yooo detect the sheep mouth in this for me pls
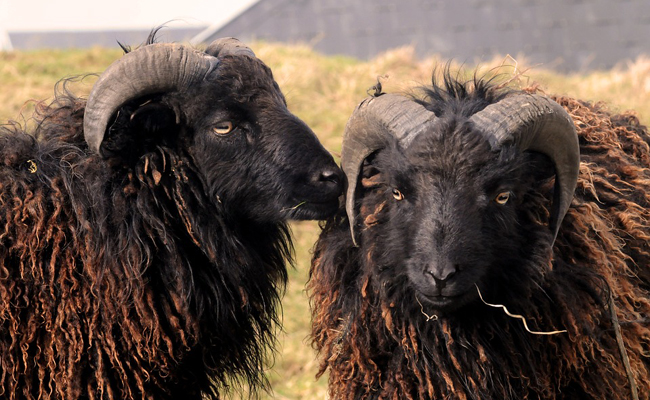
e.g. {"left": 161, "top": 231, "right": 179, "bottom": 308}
{"left": 282, "top": 199, "right": 340, "bottom": 220}
{"left": 418, "top": 291, "right": 474, "bottom": 312}
{"left": 421, "top": 293, "right": 460, "bottom": 307}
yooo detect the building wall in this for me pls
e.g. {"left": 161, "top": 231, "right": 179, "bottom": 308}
{"left": 204, "top": 0, "right": 650, "bottom": 72}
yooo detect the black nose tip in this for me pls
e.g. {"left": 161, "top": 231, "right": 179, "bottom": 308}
{"left": 311, "top": 166, "right": 344, "bottom": 196}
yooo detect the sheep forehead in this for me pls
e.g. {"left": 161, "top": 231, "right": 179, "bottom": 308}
{"left": 208, "top": 56, "right": 284, "bottom": 102}
{"left": 180, "top": 60, "right": 286, "bottom": 123}
{"left": 404, "top": 127, "right": 497, "bottom": 178}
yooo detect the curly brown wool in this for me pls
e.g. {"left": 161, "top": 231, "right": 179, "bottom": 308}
{"left": 0, "top": 34, "right": 343, "bottom": 399}
{"left": 0, "top": 95, "right": 263, "bottom": 400}
{"left": 309, "top": 78, "right": 650, "bottom": 399}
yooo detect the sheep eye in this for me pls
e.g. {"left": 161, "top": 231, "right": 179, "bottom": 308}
{"left": 494, "top": 191, "right": 511, "bottom": 205}
{"left": 213, "top": 121, "right": 234, "bottom": 135}
{"left": 392, "top": 188, "right": 404, "bottom": 201}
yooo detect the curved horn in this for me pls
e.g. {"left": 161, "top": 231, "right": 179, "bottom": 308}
{"left": 341, "top": 94, "right": 437, "bottom": 245}
{"left": 204, "top": 37, "right": 256, "bottom": 58}
{"left": 83, "top": 43, "right": 219, "bottom": 154}
{"left": 469, "top": 94, "right": 579, "bottom": 243}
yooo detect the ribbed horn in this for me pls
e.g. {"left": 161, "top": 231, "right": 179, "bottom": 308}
{"left": 83, "top": 43, "right": 219, "bottom": 155}
{"left": 204, "top": 37, "right": 256, "bottom": 58}
{"left": 469, "top": 93, "right": 579, "bottom": 243}
{"left": 341, "top": 94, "right": 438, "bottom": 245}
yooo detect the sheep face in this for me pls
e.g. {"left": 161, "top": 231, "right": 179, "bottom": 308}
{"left": 342, "top": 90, "right": 577, "bottom": 315}
{"left": 356, "top": 125, "right": 552, "bottom": 313}
{"left": 178, "top": 55, "right": 342, "bottom": 222}
{"left": 90, "top": 41, "right": 343, "bottom": 223}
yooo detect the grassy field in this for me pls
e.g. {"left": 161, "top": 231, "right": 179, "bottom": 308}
{"left": 2, "top": 42, "right": 650, "bottom": 399}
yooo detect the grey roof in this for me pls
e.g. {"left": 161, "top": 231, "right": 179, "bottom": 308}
{"left": 195, "top": 0, "right": 650, "bottom": 72}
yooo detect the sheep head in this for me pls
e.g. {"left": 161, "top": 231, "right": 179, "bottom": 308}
{"left": 341, "top": 91, "right": 579, "bottom": 312}
{"left": 83, "top": 38, "right": 343, "bottom": 222}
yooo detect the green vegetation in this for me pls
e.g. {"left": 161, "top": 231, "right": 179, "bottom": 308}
{"left": 1, "top": 42, "right": 649, "bottom": 399}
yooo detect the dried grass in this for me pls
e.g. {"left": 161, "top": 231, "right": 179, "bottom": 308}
{"left": 475, "top": 285, "right": 567, "bottom": 336}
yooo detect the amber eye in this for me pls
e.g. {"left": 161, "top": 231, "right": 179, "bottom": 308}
{"left": 392, "top": 188, "right": 404, "bottom": 201}
{"left": 494, "top": 191, "right": 511, "bottom": 205}
{"left": 213, "top": 121, "right": 234, "bottom": 135}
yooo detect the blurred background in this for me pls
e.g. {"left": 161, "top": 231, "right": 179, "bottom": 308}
{"left": 2, "top": 0, "right": 650, "bottom": 398}
{"left": 2, "top": 0, "right": 649, "bottom": 71}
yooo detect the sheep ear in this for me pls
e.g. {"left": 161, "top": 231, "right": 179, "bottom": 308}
{"left": 98, "top": 102, "right": 178, "bottom": 159}
{"left": 129, "top": 103, "right": 178, "bottom": 136}
{"left": 527, "top": 152, "right": 556, "bottom": 182}
{"left": 360, "top": 153, "right": 385, "bottom": 189}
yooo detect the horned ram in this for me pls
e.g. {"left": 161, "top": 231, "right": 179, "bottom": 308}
{"left": 309, "top": 72, "right": 650, "bottom": 399}
{"left": 0, "top": 36, "right": 343, "bottom": 399}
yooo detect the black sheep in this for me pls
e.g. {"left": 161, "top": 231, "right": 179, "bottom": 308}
{"left": 309, "top": 71, "right": 650, "bottom": 399}
{"left": 0, "top": 36, "right": 343, "bottom": 399}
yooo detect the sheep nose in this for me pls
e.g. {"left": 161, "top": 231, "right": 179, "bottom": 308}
{"left": 318, "top": 167, "right": 342, "bottom": 183}
{"left": 314, "top": 167, "right": 344, "bottom": 190}
{"left": 425, "top": 264, "right": 457, "bottom": 289}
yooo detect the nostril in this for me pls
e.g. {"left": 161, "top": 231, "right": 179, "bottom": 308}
{"left": 425, "top": 265, "right": 458, "bottom": 284}
{"left": 319, "top": 169, "right": 339, "bottom": 182}
{"left": 318, "top": 168, "right": 341, "bottom": 184}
